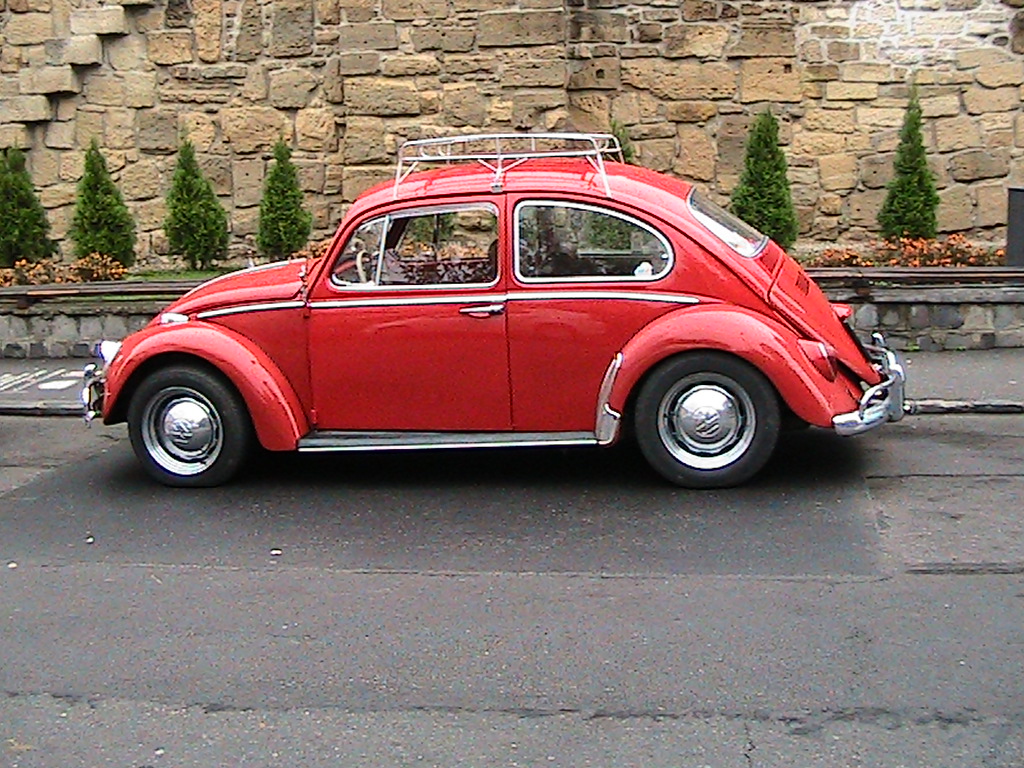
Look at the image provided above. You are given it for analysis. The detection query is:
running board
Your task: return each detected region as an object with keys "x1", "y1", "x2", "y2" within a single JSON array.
[{"x1": 297, "y1": 430, "x2": 598, "y2": 452}]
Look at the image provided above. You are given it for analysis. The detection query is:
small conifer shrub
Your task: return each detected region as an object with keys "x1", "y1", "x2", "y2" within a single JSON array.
[
  {"x1": 609, "y1": 119, "x2": 636, "y2": 165},
  {"x1": 257, "y1": 140, "x2": 312, "y2": 261},
  {"x1": 164, "y1": 139, "x2": 229, "y2": 270},
  {"x1": 0, "y1": 147, "x2": 56, "y2": 267},
  {"x1": 730, "y1": 109, "x2": 799, "y2": 250},
  {"x1": 878, "y1": 88, "x2": 939, "y2": 241},
  {"x1": 69, "y1": 140, "x2": 137, "y2": 266}
]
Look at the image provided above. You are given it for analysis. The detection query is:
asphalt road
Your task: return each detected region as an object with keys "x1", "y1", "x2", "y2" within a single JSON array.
[{"x1": 1, "y1": 414, "x2": 1023, "y2": 767}]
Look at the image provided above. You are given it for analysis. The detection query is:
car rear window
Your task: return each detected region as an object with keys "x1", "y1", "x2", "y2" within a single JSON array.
[{"x1": 687, "y1": 188, "x2": 767, "y2": 258}]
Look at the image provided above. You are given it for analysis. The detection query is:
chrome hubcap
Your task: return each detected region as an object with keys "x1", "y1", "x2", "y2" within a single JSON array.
[
  {"x1": 142, "y1": 387, "x2": 223, "y2": 476},
  {"x1": 657, "y1": 374, "x2": 755, "y2": 470}
]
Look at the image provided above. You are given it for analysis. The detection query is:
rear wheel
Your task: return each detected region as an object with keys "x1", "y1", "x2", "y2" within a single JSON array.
[
  {"x1": 634, "y1": 353, "x2": 780, "y2": 489},
  {"x1": 127, "y1": 365, "x2": 253, "y2": 487}
]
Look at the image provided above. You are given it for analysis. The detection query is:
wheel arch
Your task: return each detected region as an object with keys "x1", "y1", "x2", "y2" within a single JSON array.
[
  {"x1": 608, "y1": 305, "x2": 859, "y2": 429},
  {"x1": 104, "y1": 323, "x2": 309, "y2": 451}
]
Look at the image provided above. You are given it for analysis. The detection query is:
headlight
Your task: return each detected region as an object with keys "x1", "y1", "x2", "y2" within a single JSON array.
[{"x1": 98, "y1": 340, "x2": 122, "y2": 366}]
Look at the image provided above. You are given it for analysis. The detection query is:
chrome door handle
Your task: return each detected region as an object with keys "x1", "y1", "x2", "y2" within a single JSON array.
[{"x1": 459, "y1": 303, "x2": 505, "y2": 317}]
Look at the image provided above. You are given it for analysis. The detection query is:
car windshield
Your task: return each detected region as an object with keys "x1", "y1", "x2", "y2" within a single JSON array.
[{"x1": 687, "y1": 188, "x2": 767, "y2": 258}]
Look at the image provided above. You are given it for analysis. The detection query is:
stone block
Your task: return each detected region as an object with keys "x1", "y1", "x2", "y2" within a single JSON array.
[
  {"x1": 382, "y1": 0, "x2": 448, "y2": 20},
  {"x1": 937, "y1": 184, "x2": 974, "y2": 232},
  {"x1": 104, "y1": 108, "x2": 135, "y2": 148},
  {"x1": 234, "y1": 0, "x2": 263, "y2": 61},
  {"x1": 6, "y1": 95, "x2": 52, "y2": 122},
  {"x1": 792, "y1": 130, "x2": 845, "y2": 155},
  {"x1": 568, "y1": 57, "x2": 619, "y2": 90},
  {"x1": 569, "y1": 11, "x2": 629, "y2": 44},
  {"x1": 854, "y1": 106, "x2": 904, "y2": 128},
  {"x1": 342, "y1": 166, "x2": 392, "y2": 203},
  {"x1": 410, "y1": 25, "x2": 476, "y2": 52},
  {"x1": 728, "y1": 24, "x2": 796, "y2": 58},
  {"x1": 220, "y1": 107, "x2": 292, "y2": 152},
  {"x1": 975, "y1": 62, "x2": 1024, "y2": 88},
  {"x1": 623, "y1": 60, "x2": 736, "y2": 100},
  {"x1": 825, "y1": 81, "x2": 878, "y2": 101},
  {"x1": 268, "y1": 68, "x2": 318, "y2": 108},
  {"x1": 137, "y1": 109, "x2": 179, "y2": 152},
  {"x1": 505, "y1": 59, "x2": 565, "y2": 88},
  {"x1": 664, "y1": 24, "x2": 729, "y2": 59},
  {"x1": 846, "y1": 188, "x2": 886, "y2": 226},
  {"x1": 478, "y1": 10, "x2": 565, "y2": 46},
  {"x1": 739, "y1": 58, "x2": 802, "y2": 103},
  {"x1": 269, "y1": 0, "x2": 314, "y2": 57},
  {"x1": 19, "y1": 66, "x2": 79, "y2": 94},
  {"x1": 63, "y1": 35, "x2": 103, "y2": 66},
  {"x1": 442, "y1": 82, "x2": 487, "y2": 126},
  {"x1": 634, "y1": 137, "x2": 675, "y2": 172},
  {"x1": 964, "y1": 85, "x2": 1019, "y2": 114},
  {"x1": 341, "y1": 0, "x2": 376, "y2": 22},
  {"x1": 345, "y1": 77, "x2": 420, "y2": 116},
  {"x1": 4, "y1": 13, "x2": 53, "y2": 45},
  {"x1": 819, "y1": 153, "x2": 857, "y2": 191},
  {"x1": 296, "y1": 108, "x2": 337, "y2": 151},
  {"x1": 336, "y1": 22, "x2": 399, "y2": 50},
  {"x1": 84, "y1": 75, "x2": 124, "y2": 106},
  {"x1": 147, "y1": 31, "x2": 193, "y2": 65},
  {"x1": 120, "y1": 158, "x2": 164, "y2": 199},
  {"x1": 665, "y1": 101, "x2": 717, "y2": 123},
  {"x1": 9, "y1": 0, "x2": 53, "y2": 10},
  {"x1": 934, "y1": 116, "x2": 983, "y2": 151},
  {"x1": 802, "y1": 107, "x2": 855, "y2": 134},
  {"x1": 232, "y1": 158, "x2": 263, "y2": 208},
  {"x1": 70, "y1": 7, "x2": 128, "y2": 36},
  {"x1": 672, "y1": 124, "x2": 715, "y2": 182},
  {"x1": 920, "y1": 94, "x2": 960, "y2": 117},
  {"x1": 380, "y1": 54, "x2": 441, "y2": 77},
  {"x1": 107, "y1": 34, "x2": 148, "y2": 71},
  {"x1": 948, "y1": 149, "x2": 1010, "y2": 181},
  {"x1": 123, "y1": 72, "x2": 158, "y2": 108}
]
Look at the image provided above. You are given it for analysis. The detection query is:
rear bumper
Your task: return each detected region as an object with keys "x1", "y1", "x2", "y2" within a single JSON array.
[{"x1": 832, "y1": 334, "x2": 906, "y2": 437}]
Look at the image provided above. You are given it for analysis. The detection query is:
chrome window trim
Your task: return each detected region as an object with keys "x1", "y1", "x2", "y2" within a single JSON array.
[
  {"x1": 196, "y1": 300, "x2": 306, "y2": 320},
  {"x1": 308, "y1": 291, "x2": 699, "y2": 311},
  {"x1": 329, "y1": 202, "x2": 500, "y2": 292},
  {"x1": 513, "y1": 199, "x2": 674, "y2": 284}
]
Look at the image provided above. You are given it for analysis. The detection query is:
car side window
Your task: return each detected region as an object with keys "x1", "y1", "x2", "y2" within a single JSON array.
[
  {"x1": 516, "y1": 201, "x2": 672, "y2": 281},
  {"x1": 332, "y1": 204, "x2": 498, "y2": 288}
]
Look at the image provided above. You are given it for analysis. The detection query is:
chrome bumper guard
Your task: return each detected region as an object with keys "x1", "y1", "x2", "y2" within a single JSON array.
[
  {"x1": 81, "y1": 340, "x2": 121, "y2": 422},
  {"x1": 832, "y1": 333, "x2": 906, "y2": 437}
]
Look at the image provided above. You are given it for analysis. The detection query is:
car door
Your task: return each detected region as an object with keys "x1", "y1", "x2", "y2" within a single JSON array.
[
  {"x1": 307, "y1": 201, "x2": 510, "y2": 431},
  {"x1": 507, "y1": 197, "x2": 680, "y2": 432}
]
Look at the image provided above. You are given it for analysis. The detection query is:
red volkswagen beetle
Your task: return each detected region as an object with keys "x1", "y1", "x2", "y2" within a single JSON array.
[{"x1": 82, "y1": 133, "x2": 905, "y2": 488}]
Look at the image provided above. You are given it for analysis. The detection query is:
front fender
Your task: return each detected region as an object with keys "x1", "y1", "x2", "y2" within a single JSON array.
[
  {"x1": 103, "y1": 322, "x2": 309, "y2": 451},
  {"x1": 609, "y1": 305, "x2": 861, "y2": 428}
]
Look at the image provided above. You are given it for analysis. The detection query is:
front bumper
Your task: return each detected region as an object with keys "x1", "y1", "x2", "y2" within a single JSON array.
[
  {"x1": 832, "y1": 333, "x2": 906, "y2": 437},
  {"x1": 81, "y1": 340, "x2": 122, "y2": 422}
]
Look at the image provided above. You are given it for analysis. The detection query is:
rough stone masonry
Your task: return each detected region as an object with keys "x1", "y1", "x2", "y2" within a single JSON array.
[{"x1": 0, "y1": 0, "x2": 1023, "y2": 265}]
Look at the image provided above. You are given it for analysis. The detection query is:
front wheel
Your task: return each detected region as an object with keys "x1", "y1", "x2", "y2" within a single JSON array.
[
  {"x1": 127, "y1": 365, "x2": 253, "y2": 487},
  {"x1": 634, "y1": 353, "x2": 781, "y2": 489}
]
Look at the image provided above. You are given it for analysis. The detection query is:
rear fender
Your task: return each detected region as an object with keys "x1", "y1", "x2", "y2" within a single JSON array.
[
  {"x1": 610, "y1": 305, "x2": 861, "y2": 427},
  {"x1": 103, "y1": 323, "x2": 308, "y2": 451}
]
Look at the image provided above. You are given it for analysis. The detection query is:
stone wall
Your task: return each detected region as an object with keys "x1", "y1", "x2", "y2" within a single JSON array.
[{"x1": 1, "y1": 0, "x2": 1023, "y2": 265}]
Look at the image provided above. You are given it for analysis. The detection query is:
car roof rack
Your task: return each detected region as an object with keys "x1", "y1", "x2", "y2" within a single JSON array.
[{"x1": 394, "y1": 132, "x2": 623, "y2": 197}]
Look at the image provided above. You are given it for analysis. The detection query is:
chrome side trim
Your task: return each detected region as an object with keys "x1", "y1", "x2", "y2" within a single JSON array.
[
  {"x1": 595, "y1": 352, "x2": 623, "y2": 445},
  {"x1": 506, "y1": 291, "x2": 698, "y2": 306},
  {"x1": 196, "y1": 300, "x2": 306, "y2": 320},
  {"x1": 297, "y1": 430, "x2": 599, "y2": 452},
  {"x1": 309, "y1": 291, "x2": 700, "y2": 311}
]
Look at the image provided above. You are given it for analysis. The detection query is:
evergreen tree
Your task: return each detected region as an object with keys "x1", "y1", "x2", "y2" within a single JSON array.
[
  {"x1": 257, "y1": 140, "x2": 312, "y2": 261},
  {"x1": 0, "y1": 147, "x2": 56, "y2": 267},
  {"x1": 164, "y1": 139, "x2": 229, "y2": 270},
  {"x1": 609, "y1": 119, "x2": 636, "y2": 165},
  {"x1": 730, "y1": 109, "x2": 799, "y2": 250},
  {"x1": 69, "y1": 140, "x2": 137, "y2": 266},
  {"x1": 878, "y1": 88, "x2": 939, "y2": 241}
]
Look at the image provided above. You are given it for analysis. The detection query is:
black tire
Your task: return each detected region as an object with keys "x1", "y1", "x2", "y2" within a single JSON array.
[
  {"x1": 127, "y1": 365, "x2": 253, "y2": 487},
  {"x1": 634, "y1": 352, "x2": 781, "y2": 489}
]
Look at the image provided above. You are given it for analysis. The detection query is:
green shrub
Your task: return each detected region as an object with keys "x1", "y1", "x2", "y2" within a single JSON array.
[
  {"x1": 730, "y1": 109, "x2": 799, "y2": 250},
  {"x1": 69, "y1": 140, "x2": 137, "y2": 266},
  {"x1": 878, "y1": 88, "x2": 939, "y2": 241},
  {"x1": 257, "y1": 140, "x2": 312, "y2": 261},
  {"x1": 609, "y1": 119, "x2": 636, "y2": 165},
  {"x1": 0, "y1": 147, "x2": 56, "y2": 267},
  {"x1": 164, "y1": 139, "x2": 229, "y2": 270}
]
